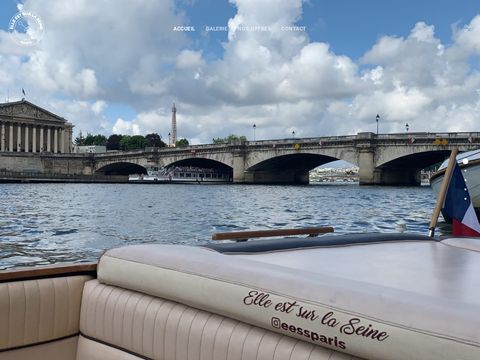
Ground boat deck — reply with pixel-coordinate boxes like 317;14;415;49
97;233;480;360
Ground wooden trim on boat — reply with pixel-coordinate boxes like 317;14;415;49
430;157;480;182
0;262;97;283
212;226;334;241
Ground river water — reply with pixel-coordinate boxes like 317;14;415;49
0;183;442;269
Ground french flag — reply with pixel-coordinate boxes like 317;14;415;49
442;163;480;236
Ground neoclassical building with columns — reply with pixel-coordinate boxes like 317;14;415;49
0;100;73;154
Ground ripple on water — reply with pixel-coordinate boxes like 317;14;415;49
0;183;439;268
52;229;79;236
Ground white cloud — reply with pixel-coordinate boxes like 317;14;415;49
0;1;479;143
0;30;36;56
176;50;205;69
48;99;110;135
454;15;480;54
1;0;189;103
111;109;171;138
91;100;106;115
113;118;141;135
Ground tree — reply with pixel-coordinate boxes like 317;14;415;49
84;133;107;146
145;133;166;148
175;138;189;147
212;134;246;144
119;135;149;150
212;137;225;144
74;132;86;146
130;135;149;150
106;134;123;150
119;135;131;150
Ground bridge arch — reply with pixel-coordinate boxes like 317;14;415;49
96;162;147;175
374;150;451;185
377;150;450;169
165;157;233;175
245;153;345;184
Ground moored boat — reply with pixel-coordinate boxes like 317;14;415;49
129;165;232;183
430;149;480;219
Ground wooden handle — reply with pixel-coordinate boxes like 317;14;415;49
212;226;334;241
428;147;459;236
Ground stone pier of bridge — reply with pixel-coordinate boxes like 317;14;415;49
2;131;478;186
227;131;478;186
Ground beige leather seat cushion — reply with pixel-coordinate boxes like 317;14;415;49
97;243;480;360
0;336;78;360
0;275;90;351
79;280;361;360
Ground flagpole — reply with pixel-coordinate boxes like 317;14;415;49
428;147;459;237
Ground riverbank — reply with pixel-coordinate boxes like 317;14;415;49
0;171;127;183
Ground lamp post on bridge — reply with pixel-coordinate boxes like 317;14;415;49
405;123;409;132
376;114;380;135
292;130;295;138
253;124;256;141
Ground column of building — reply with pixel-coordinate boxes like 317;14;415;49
39;126;44;152
32;126;37;153
9;123;13;152
1;122;5;152
60;129;65;153
53;128;58;153
46;127;51;152
0;122;70;153
24;125;29;152
16;124;21;152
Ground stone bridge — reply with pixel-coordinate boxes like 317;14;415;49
92;132;480;185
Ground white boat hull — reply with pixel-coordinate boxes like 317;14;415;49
128;176;230;183
129;166;232;183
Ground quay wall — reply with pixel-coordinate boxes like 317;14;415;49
0;152;92;175
0;153;121;182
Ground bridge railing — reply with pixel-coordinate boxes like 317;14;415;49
247;135;359;146
91;132;480;158
377;132;480;139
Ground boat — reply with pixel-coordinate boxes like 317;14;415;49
129;165;232;183
1;227;480;360
430;149;480;220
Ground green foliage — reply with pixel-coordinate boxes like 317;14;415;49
84;133;107;146
74;132;107;146
106;134;123;150
77;132;167;151
74;132;85;146
119;136;130;150
175;138;189;147
212;137;225;144
212;134;246;144
131;135;149;149
119;135;149;150
145;133;166;148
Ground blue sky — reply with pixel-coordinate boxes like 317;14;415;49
176;0;480;60
0;0;479;143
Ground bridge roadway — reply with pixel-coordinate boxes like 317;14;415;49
92;132;480;185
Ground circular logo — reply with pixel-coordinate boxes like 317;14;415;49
8;11;44;46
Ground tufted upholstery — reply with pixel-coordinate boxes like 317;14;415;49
0;337;78;360
78;280;361;360
0;275;90;351
97;243;480;360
